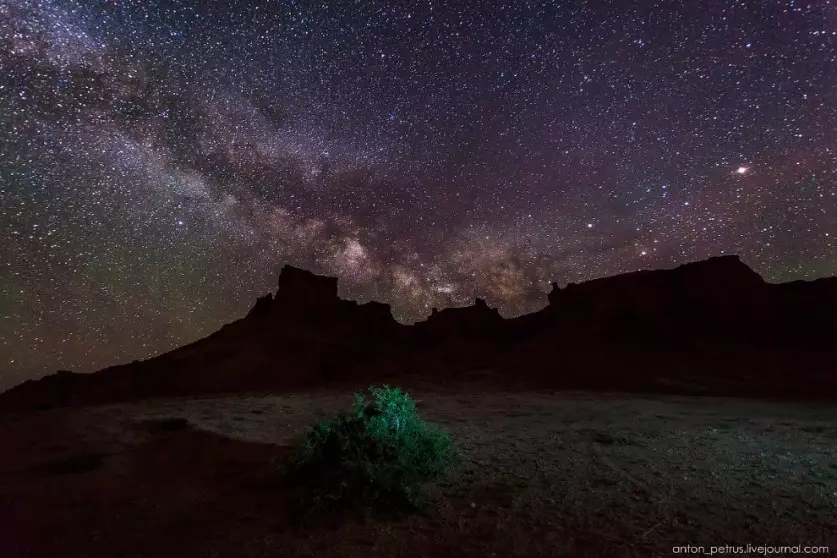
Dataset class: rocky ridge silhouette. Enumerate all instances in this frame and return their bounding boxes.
[2,255,836,411]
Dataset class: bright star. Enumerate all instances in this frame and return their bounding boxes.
[736,166,749,175]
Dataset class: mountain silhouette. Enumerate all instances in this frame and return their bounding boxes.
[2,255,836,411]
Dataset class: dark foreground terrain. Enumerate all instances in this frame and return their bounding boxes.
[2,256,836,555]
[2,389,835,557]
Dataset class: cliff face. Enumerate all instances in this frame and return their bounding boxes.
[2,255,837,410]
[416,298,504,341]
[546,256,770,338]
[772,277,837,338]
[544,255,837,342]
[245,265,400,333]
[274,266,339,316]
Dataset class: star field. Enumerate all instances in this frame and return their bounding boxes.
[2,0,836,385]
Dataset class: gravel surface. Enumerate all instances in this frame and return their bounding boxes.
[77,389,837,553]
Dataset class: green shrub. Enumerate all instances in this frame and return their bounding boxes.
[287,385,456,516]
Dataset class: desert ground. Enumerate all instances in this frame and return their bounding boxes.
[2,388,835,557]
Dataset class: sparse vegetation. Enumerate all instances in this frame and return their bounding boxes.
[287,386,456,516]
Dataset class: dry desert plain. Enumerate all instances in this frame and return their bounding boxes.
[2,388,836,557]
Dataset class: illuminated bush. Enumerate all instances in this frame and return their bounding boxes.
[288,385,456,515]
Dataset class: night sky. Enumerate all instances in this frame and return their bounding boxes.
[2,0,836,385]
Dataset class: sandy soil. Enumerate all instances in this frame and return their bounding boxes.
[2,389,835,557]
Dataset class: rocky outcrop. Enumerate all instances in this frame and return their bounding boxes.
[244,265,400,333]
[274,265,339,316]
[242,265,343,322]
[546,255,769,338]
[349,300,400,330]
[548,255,764,303]
[245,293,273,318]
[2,255,836,411]
[772,277,837,339]
[544,255,837,342]
[416,298,504,341]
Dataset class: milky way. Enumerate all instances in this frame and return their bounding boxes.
[2,0,836,384]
